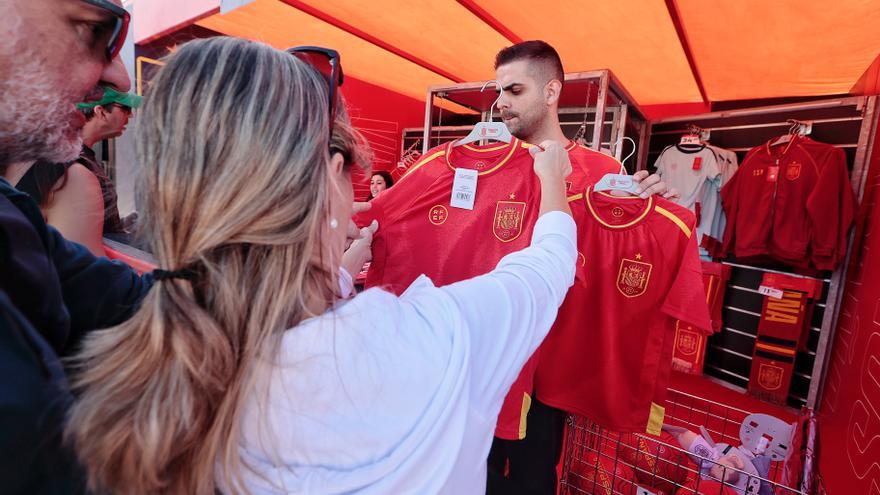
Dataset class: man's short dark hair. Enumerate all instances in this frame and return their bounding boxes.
[494,40,564,84]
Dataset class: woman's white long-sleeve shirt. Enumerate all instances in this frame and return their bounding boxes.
[233,211,577,494]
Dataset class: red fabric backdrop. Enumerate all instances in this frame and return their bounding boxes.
[817,108,880,495]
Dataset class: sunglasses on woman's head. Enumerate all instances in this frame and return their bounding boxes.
[79,0,131,61]
[287,46,344,133]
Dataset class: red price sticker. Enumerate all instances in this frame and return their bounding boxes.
[767,166,779,182]
[692,156,702,171]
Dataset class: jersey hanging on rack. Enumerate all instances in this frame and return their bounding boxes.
[721,135,856,270]
[654,144,722,245]
[701,146,739,258]
[359,138,622,441]
[534,187,712,435]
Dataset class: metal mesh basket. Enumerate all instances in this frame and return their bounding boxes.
[560,389,810,495]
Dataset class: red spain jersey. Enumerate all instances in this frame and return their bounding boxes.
[361,138,540,440]
[360,139,622,440]
[534,187,712,434]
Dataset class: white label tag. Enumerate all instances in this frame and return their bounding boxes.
[758,285,784,299]
[680,134,701,145]
[450,168,478,210]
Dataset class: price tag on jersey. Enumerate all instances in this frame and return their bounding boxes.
[450,167,478,210]
[692,156,702,171]
[758,285,784,299]
[680,134,701,145]
[766,166,779,182]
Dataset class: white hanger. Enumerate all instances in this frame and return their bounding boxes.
[770,119,812,147]
[614,136,636,171]
[593,137,639,194]
[454,80,512,146]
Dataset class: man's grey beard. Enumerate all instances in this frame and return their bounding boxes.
[0,13,83,169]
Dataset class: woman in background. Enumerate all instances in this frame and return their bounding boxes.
[369,170,393,199]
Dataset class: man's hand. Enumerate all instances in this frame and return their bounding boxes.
[632,170,680,200]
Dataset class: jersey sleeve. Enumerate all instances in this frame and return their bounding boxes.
[661,226,713,334]
[720,147,759,256]
[361,153,446,289]
[654,146,671,176]
[806,146,856,269]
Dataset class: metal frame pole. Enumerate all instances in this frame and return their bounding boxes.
[591,73,609,151]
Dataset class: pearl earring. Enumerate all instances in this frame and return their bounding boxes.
[330,218,339,229]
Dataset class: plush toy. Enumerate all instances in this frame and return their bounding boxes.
[663,413,795,495]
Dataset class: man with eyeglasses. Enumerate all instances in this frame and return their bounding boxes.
[77,87,142,235]
[0,1,150,493]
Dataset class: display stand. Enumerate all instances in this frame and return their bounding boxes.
[646,96,880,409]
[407,70,647,169]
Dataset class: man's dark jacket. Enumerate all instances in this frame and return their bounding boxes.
[0,177,152,493]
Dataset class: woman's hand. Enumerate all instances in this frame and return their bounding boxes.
[530,140,572,182]
[531,140,572,218]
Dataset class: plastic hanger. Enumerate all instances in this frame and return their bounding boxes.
[770,119,812,147]
[593,137,639,194]
[454,80,512,146]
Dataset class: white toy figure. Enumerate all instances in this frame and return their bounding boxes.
[663,413,795,495]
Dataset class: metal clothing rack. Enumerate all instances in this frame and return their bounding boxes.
[418,70,647,166]
[646,96,880,409]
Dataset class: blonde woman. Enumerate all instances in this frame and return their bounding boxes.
[65,37,576,495]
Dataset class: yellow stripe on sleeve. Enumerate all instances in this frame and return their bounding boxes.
[655,205,692,238]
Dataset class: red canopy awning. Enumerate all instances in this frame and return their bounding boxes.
[134,0,880,108]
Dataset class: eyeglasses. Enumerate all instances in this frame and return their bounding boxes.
[80,0,131,61]
[287,46,344,133]
[107,103,133,115]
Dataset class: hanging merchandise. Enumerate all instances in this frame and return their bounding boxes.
[720,133,857,271]
[653,128,723,247]
[672,261,731,375]
[748,273,824,405]
[699,147,739,258]
[534,187,712,435]
[358,137,621,441]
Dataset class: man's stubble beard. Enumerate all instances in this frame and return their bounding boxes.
[0,13,84,169]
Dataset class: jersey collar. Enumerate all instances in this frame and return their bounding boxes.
[584,186,654,230]
[444,138,522,175]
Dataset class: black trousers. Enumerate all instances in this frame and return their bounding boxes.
[486,398,567,495]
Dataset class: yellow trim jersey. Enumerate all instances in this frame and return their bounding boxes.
[534,187,712,434]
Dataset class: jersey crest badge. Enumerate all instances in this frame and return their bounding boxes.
[786,162,801,181]
[758,363,785,390]
[428,204,448,225]
[617,257,652,297]
[493,201,526,242]
[675,326,700,356]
